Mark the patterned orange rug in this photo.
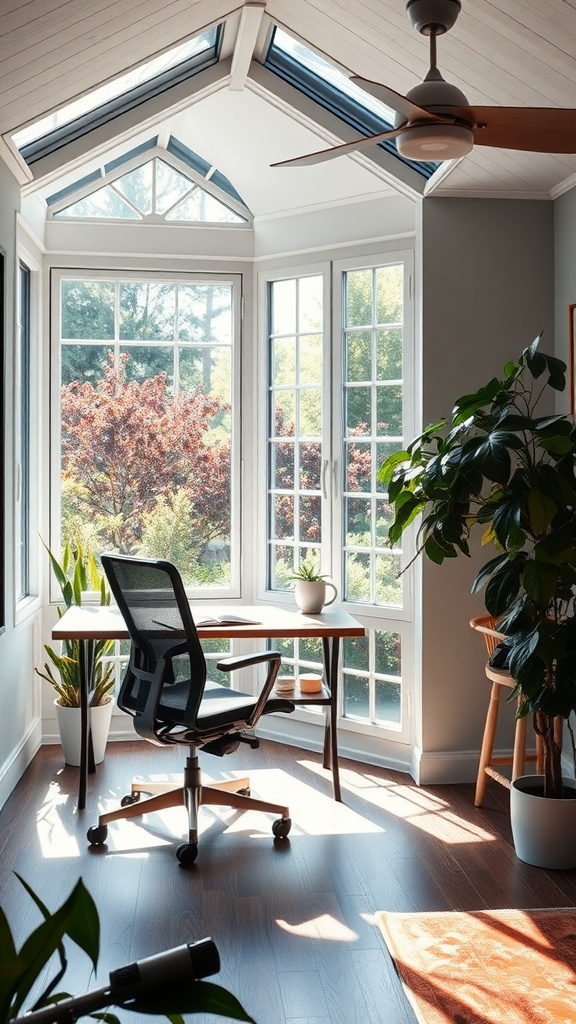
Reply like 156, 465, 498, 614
378, 908, 576, 1024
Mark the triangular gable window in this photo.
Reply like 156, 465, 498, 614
52, 156, 248, 224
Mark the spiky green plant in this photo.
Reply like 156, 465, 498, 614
35, 541, 115, 708
287, 559, 327, 582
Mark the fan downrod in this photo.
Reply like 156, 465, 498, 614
406, 0, 461, 35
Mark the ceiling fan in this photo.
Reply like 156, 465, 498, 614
272, 0, 576, 168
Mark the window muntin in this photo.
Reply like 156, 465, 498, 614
14, 28, 220, 163
264, 27, 436, 178
17, 261, 31, 601
55, 273, 239, 592
267, 275, 325, 587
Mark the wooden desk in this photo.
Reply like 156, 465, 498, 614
52, 603, 365, 809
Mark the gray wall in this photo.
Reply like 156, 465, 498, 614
417, 198, 555, 783
554, 188, 576, 388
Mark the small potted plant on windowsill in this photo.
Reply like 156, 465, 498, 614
379, 336, 576, 868
35, 541, 116, 767
288, 558, 337, 614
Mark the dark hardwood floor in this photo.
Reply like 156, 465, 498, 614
1, 739, 576, 1024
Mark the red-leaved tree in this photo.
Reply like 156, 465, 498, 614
61, 354, 230, 558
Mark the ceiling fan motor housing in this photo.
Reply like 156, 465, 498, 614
395, 76, 473, 159
406, 0, 461, 35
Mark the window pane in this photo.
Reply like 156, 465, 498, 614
179, 346, 231, 404
179, 284, 232, 343
345, 270, 372, 327
121, 346, 174, 388
272, 279, 296, 334
61, 345, 113, 385
155, 159, 190, 213
56, 189, 140, 219
347, 331, 372, 382
376, 265, 403, 324
168, 189, 243, 223
115, 163, 153, 213
299, 335, 322, 385
377, 385, 402, 435
298, 276, 323, 332
272, 337, 296, 385
61, 280, 115, 339
60, 276, 235, 590
119, 282, 175, 340
377, 328, 402, 379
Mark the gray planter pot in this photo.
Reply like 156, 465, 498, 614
510, 774, 576, 869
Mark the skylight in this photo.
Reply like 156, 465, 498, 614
265, 27, 436, 178
14, 26, 221, 165
50, 156, 247, 225
272, 29, 397, 124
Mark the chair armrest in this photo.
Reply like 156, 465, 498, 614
216, 650, 282, 728
216, 650, 282, 672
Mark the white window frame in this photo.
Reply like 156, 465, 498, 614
49, 267, 244, 602
257, 248, 416, 750
15, 240, 41, 623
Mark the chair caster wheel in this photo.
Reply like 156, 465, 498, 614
121, 792, 141, 807
87, 824, 108, 846
177, 842, 198, 866
272, 817, 291, 839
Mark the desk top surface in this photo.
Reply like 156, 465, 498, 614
52, 603, 365, 641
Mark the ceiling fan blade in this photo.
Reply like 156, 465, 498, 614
467, 106, 576, 153
351, 75, 453, 123
271, 125, 407, 168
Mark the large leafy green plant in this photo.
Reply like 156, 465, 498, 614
379, 337, 576, 799
1, 875, 253, 1023
35, 542, 115, 708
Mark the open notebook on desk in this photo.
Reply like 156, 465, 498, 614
195, 614, 260, 627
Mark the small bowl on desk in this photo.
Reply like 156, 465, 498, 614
298, 673, 323, 694
275, 675, 296, 695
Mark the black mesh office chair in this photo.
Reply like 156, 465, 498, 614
86, 554, 294, 865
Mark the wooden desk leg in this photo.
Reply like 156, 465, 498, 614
78, 639, 96, 810
322, 636, 342, 802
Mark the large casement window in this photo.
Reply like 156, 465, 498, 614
263, 252, 414, 743
16, 261, 31, 602
51, 270, 241, 596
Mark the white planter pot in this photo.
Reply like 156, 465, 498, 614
55, 698, 114, 767
294, 580, 337, 614
510, 774, 576, 869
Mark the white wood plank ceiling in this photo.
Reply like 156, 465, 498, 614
2, 0, 576, 203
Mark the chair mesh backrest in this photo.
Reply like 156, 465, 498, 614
101, 554, 206, 720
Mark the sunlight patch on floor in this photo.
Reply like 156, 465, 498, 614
37, 781, 81, 858
276, 913, 358, 942
298, 760, 496, 844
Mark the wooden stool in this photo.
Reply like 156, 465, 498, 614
470, 616, 544, 807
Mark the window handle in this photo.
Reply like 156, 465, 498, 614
322, 459, 330, 499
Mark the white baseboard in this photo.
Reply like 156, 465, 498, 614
0, 719, 42, 812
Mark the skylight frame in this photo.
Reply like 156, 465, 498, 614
45, 144, 253, 228
264, 27, 437, 179
15, 26, 222, 167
